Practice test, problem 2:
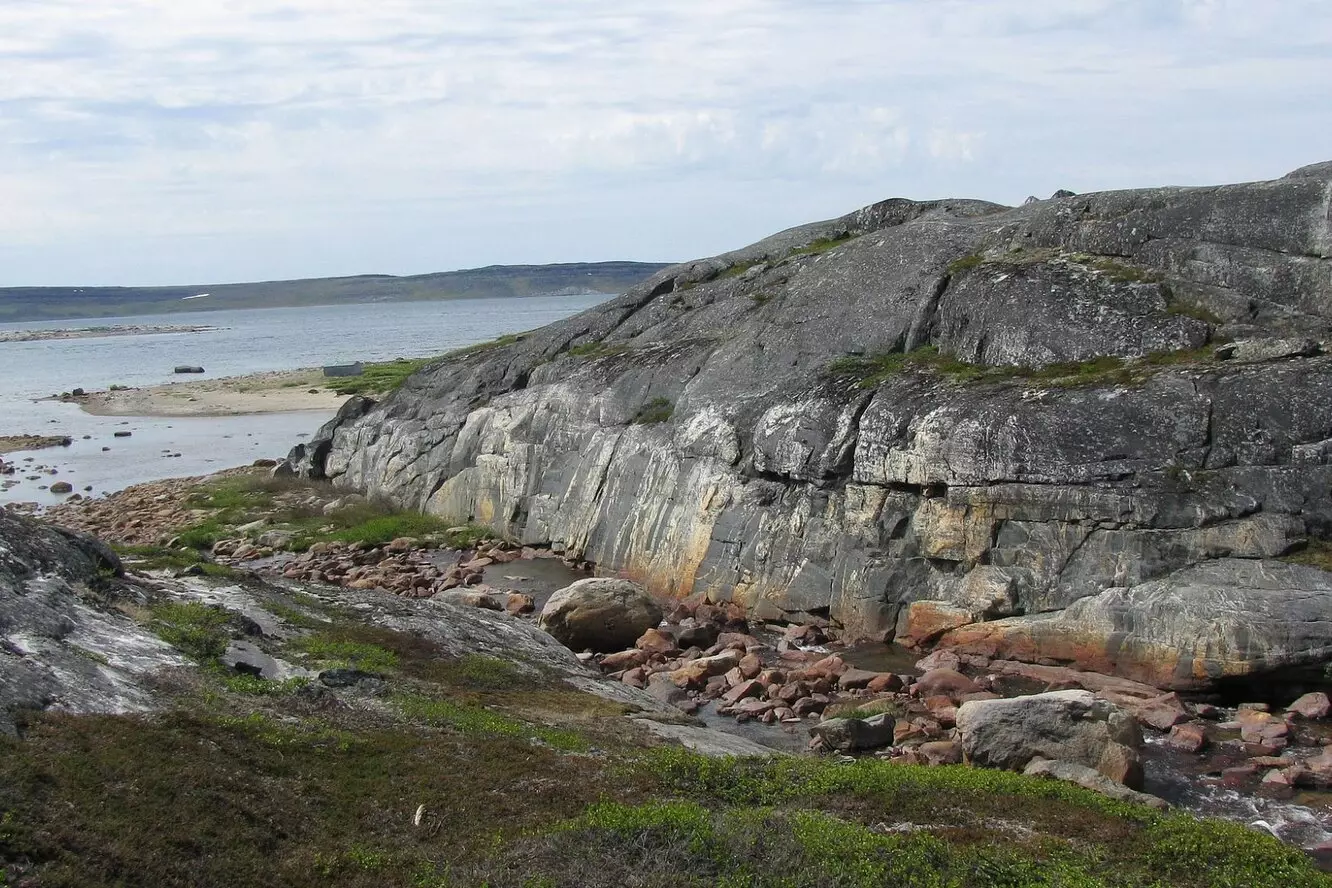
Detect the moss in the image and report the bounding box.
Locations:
[829,344,1216,391]
[1068,253,1163,284]
[1281,539,1332,572]
[568,341,631,359]
[947,253,987,275]
[1165,299,1224,325]
[719,259,762,279]
[632,397,674,425]
[788,233,854,258]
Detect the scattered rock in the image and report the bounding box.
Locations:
[810,714,896,753]
[1023,759,1167,810]
[538,578,664,653]
[955,690,1145,789]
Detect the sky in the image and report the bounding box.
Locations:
[1,0,1329,286]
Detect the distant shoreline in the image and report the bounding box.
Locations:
[65,368,347,417]
[0,324,216,343]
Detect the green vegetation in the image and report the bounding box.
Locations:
[396,694,589,752]
[788,233,855,258]
[719,259,762,279]
[749,291,775,306]
[113,544,239,578]
[568,341,631,359]
[1070,253,1163,284]
[1,658,1325,888]
[947,253,987,275]
[632,397,674,425]
[1282,538,1332,572]
[1165,297,1224,325]
[149,601,232,662]
[829,344,1217,391]
[168,472,499,555]
[324,358,434,395]
[295,635,400,674]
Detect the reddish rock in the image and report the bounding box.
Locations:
[913,669,981,702]
[600,649,651,672]
[775,681,810,705]
[1165,723,1208,754]
[621,668,647,688]
[866,673,904,694]
[793,696,827,718]
[667,650,743,689]
[1221,764,1258,787]
[914,649,963,673]
[723,679,766,704]
[1288,692,1331,720]
[504,593,536,615]
[738,653,763,680]
[784,623,827,646]
[922,694,959,727]
[1136,693,1190,732]
[636,628,679,655]
[838,668,891,691]
[900,601,974,648]
[806,655,847,677]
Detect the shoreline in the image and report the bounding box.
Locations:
[64,368,349,417]
[0,323,216,343]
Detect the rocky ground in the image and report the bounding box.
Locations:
[20,468,1332,861]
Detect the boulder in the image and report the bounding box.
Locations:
[1023,759,1167,810]
[912,668,981,702]
[538,578,663,653]
[1288,692,1331,720]
[810,714,895,752]
[955,690,1145,789]
[1165,723,1208,754]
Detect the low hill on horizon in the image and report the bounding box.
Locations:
[0,261,671,323]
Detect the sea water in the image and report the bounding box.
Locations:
[0,295,607,504]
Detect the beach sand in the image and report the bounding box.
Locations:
[74,368,349,417]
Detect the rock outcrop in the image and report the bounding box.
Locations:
[0,508,184,736]
[287,162,1332,692]
[955,690,1145,788]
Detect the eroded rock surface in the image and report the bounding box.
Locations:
[0,508,183,736]
[287,162,1332,691]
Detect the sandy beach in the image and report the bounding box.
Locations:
[73,368,349,417]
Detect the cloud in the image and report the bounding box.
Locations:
[0,0,1329,284]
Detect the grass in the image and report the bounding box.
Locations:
[395,694,590,752]
[828,344,1216,391]
[113,544,240,578]
[149,601,232,662]
[632,397,674,425]
[1165,297,1224,325]
[294,635,400,674]
[1,669,1326,887]
[168,473,500,554]
[324,358,434,396]
[719,259,762,279]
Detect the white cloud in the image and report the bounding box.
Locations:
[0,0,1329,284]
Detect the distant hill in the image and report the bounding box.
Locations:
[0,261,671,322]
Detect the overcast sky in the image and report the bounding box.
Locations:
[1,0,1329,286]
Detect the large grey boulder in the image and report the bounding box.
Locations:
[955,690,1145,789]
[538,578,663,653]
[810,713,896,752]
[287,161,1332,692]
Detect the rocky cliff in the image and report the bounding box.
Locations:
[289,161,1332,693]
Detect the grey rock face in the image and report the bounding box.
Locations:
[955,690,1145,788]
[1023,759,1167,809]
[291,162,1332,690]
[0,509,185,736]
[538,578,664,653]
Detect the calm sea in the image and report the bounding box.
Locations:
[0,295,606,505]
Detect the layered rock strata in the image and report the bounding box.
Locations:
[288,162,1332,692]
